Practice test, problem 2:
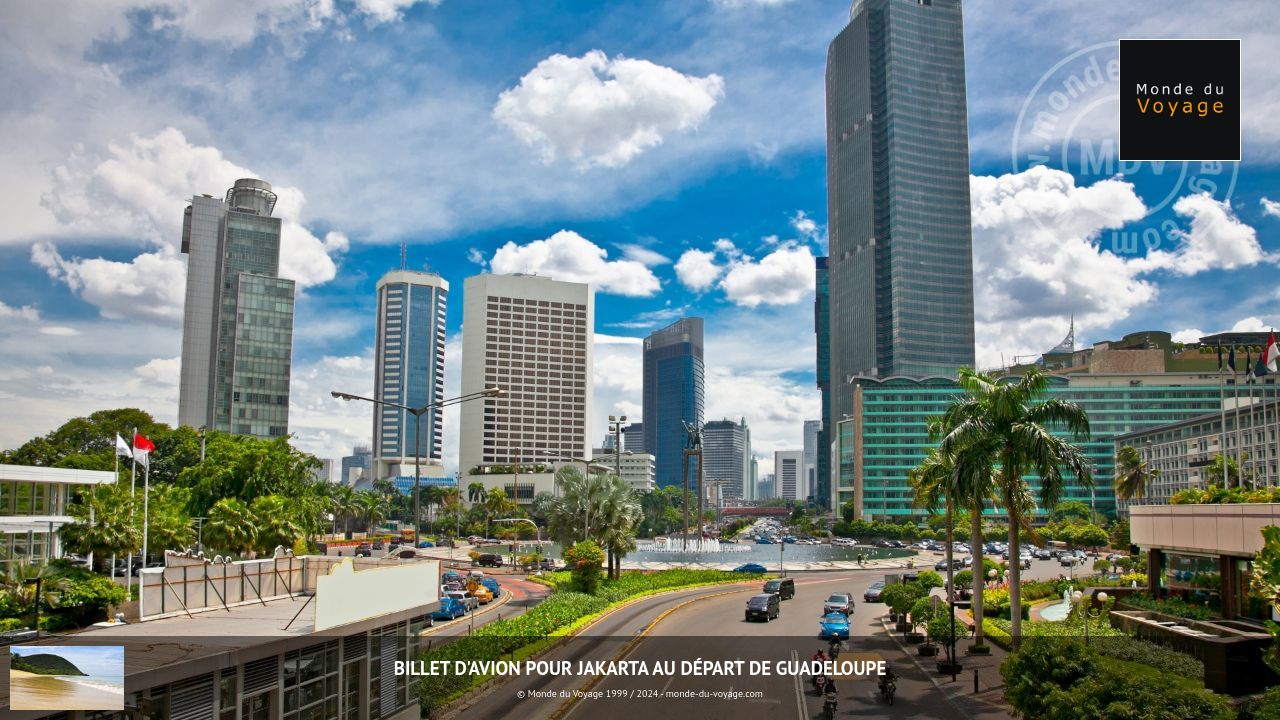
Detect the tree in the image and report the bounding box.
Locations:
[467,482,487,506]
[563,540,605,594]
[204,498,258,557]
[60,483,141,569]
[938,368,1093,648]
[1113,445,1158,502]
[1068,523,1109,552]
[1050,499,1093,523]
[1205,452,1254,488]
[1108,519,1130,549]
[595,475,641,579]
[1250,525,1280,675]
[355,491,389,532]
[250,495,304,554]
[143,485,195,554]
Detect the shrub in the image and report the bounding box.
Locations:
[1060,670,1234,720]
[1001,639,1100,718]
[882,582,924,617]
[982,588,1029,620]
[562,541,605,595]
[1090,637,1203,680]
[1117,592,1214,621]
[914,570,944,590]
[1238,685,1280,720]
[928,612,961,646]
[953,569,973,589]
[0,617,25,632]
[909,597,936,631]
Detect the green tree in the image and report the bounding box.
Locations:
[59,483,140,570]
[1250,525,1280,675]
[595,474,641,579]
[1108,519,1130,549]
[250,495,304,554]
[1205,452,1253,488]
[355,491,389,532]
[1000,640,1100,719]
[143,484,195,554]
[938,368,1093,648]
[1069,523,1109,551]
[1050,499,1093,523]
[204,498,258,557]
[329,484,357,535]
[1113,445,1157,502]
[562,540,605,594]
[467,482,487,505]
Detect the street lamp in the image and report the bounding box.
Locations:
[332,386,502,548]
[1071,590,1108,645]
[607,415,627,479]
[987,568,997,588]
[493,517,541,570]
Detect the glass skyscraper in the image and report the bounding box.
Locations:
[643,318,705,489]
[703,418,751,501]
[179,179,295,439]
[824,0,976,434]
[815,256,832,508]
[373,270,449,467]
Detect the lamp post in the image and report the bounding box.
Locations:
[987,568,997,588]
[23,577,41,639]
[1071,590,1108,645]
[607,415,627,479]
[332,387,502,548]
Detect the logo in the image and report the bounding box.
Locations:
[1119,39,1240,162]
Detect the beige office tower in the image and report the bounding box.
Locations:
[458,274,594,475]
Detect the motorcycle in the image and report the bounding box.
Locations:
[879,671,897,706]
[812,673,827,694]
[828,639,843,661]
[822,690,838,720]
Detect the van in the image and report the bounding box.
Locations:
[745,593,780,622]
[763,577,795,600]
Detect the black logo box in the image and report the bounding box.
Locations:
[1119,39,1240,162]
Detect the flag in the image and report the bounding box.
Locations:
[1228,345,1237,375]
[115,434,133,458]
[1246,347,1254,382]
[1265,330,1280,373]
[1218,342,1225,374]
[133,433,156,468]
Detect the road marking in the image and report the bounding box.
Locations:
[790,649,806,720]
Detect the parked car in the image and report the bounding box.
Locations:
[470,584,494,604]
[745,593,780,622]
[819,612,851,639]
[372,540,384,551]
[1035,548,1053,560]
[935,558,964,571]
[1060,555,1080,567]
[823,592,854,616]
[355,543,373,557]
[863,581,886,603]
[538,558,558,571]
[132,561,165,576]
[733,563,769,574]
[432,597,467,621]
[475,553,504,568]
[480,577,501,596]
[444,590,478,611]
[763,577,795,600]
[418,540,434,548]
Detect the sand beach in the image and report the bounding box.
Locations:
[9,669,124,711]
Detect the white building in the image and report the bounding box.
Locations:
[774,450,803,501]
[0,464,115,568]
[592,452,657,492]
[458,274,593,475]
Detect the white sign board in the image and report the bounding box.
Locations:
[314,558,440,631]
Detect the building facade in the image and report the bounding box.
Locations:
[458,274,593,474]
[643,318,705,490]
[774,450,803,502]
[748,457,759,502]
[341,445,373,487]
[0,464,114,571]
[179,178,295,439]
[622,422,645,454]
[592,452,657,493]
[703,418,751,501]
[823,0,976,468]
[814,256,832,509]
[372,270,449,478]
[803,419,821,503]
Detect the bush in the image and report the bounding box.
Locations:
[1117,592,1215,621]
[910,597,936,630]
[982,588,1030,620]
[1058,669,1234,720]
[1001,639,1100,718]
[0,617,25,632]
[1238,685,1280,720]
[915,570,944,590]
[882,582,924,617]
[1090,637,1204,680]
[562,541,605,595]
[928,612,961,646]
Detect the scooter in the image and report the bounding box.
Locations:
[823,690,838,720]
[812,673,826,694]
[879,671,897,706]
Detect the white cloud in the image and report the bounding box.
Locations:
[1171,328,1204,344]
[0,302,39,322]
[353,0,439,24]
[720,244,816,307]
[618,243,670,267]
[1134,195,1263,276]
[39,326,81,337]
[1263,198,1280,219]
[790,210,822,246]
[489,230,660,297]
[493,50,725,169]
[674,249,723,292]
[607,304,691,330]
[466,248,487,267]
[35,128,347,322]
[288,351,376,461]
[1231,317,1269,333]
[134,356,180,384]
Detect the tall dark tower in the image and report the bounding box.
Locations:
[643,318,705,489]
[825,0,976,425]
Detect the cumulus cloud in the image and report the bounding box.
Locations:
[489,230,660,296]
[353,0,440,24]
[674,249,723,291]
[1133,195,1263,276]
[790,210,822,246]
[1263,198,1280,219]
[493,50,725,169]
[618,243,670,267]
[134,356,180,384]
[0,302,39,322]
[466,248,487,267]
[1173,318,1273,346]
[39,326,81,337]
[36,128,347,322]
[720,244,816,307]
[1171,328,1204,344]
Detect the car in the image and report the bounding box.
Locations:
[823,592,854,616]
[442,570,465,583]
[470,585,494,604]
[475,554,504,568]
[935,558,964,571]
[755,536,774,544]
[819,612,851,639]
[444,590,479,611]
[132,561,165,576]
[441,582,463,593]
[745,593,780,622]
[1060,555,1080,567]
[538,558,558,571]
[733,563,768,574]
[480,577,501,596]
[432,597,467,621]
[372,540,384,551]
[355,543,373,557]
[62,553,90,567]
[863,581,886,603]
[1035,549,1052,560]
[418,540,434,548]
[763,577,795,600]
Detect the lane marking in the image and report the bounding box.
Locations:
[791,649,806,720]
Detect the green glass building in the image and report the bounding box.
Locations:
[836,375,1226,521]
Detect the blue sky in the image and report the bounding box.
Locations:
[1,1,1279,476]
[12,645,124,678]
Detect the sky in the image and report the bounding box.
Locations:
[12,645,124,678]
[2,0,1280,478]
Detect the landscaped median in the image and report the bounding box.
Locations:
[414,566,761,715]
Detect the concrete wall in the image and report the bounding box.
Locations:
[1130,503,1280,556]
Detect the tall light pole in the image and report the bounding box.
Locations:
[332,386,502,548]
[608,415,627,479]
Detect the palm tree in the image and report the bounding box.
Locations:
[467,481,487,506]
[250,495,304,554]
[1114,445,1158,502]
[595,475,641,579]
[204,498,258,557]
[908,445,963,658]
[60,482,140,570]
[938,368,1093,648]
[355,491,389,532]
[546,466,592,545]
[330,485,357,536]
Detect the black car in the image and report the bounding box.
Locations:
[863,581,886,602]
[934,558,963,571]
[745,593,780,622]
[476,554,504,568]
[763,577,795,600]
[355,543,372,557]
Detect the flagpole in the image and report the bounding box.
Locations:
[142,460,150,577]
[1233,349,1243,490]
[1219,344,1227,491]
[127,427,137,596]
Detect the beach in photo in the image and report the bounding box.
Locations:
[9,646,124,711]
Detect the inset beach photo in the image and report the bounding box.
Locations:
[9,645,124,711]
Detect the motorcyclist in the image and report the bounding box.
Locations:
[828,636,843,660]
[822,680,838,719]
[879,666,898,695]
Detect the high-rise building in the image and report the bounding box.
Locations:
[341,445,372,487]
[803,419,821,502]
[458,274,593,474]
[774,450,803,501]
[372,270,448,478]
[758,473,775,501]
[622,422,645,453]
[178,178,295,438]
[591,452,657,493]
[824,0,976,446]
[311,458,335,484]
[643,318,705,489]
[703,418,751,501]
[814,257,832,508]
[748,456,759,502]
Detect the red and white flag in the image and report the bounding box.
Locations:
[133,433,156,468]
[1265,330,1280,374]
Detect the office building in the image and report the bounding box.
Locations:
[341,445,372,487]
[643,318,705,490]
[458,274,593,474]
[0,464,114,570]
[774,450,803,501]
[622,422,645,453]
[823,0,976,461]
[814,256,832,508]
[748,457,759,502]
[372,270,449,480]
[592,452,658,493]
[758,473,775,501]
[311,458,334,485]
[179,178,295,439]
[703,418,751,501]
[803,419,821,502]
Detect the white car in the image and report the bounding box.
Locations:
[445,590,479,611]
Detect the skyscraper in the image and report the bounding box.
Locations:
[703,418,751,501]
[178,178,295,439]
[815,256,832,508]
[372,270,448,478]
[774,450,803,501]
[340,444,372,487]
[622,422,645,453]
[824,0,976,425]
[458,274,593,474]
[803,419,822,502]
[643,318,705,489]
